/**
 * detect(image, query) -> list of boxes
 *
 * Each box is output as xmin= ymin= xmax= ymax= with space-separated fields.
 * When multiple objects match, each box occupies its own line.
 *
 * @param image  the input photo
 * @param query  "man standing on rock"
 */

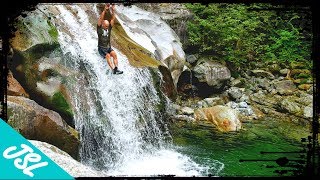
xmin=97 ymin=3 xmax=123 ymax=75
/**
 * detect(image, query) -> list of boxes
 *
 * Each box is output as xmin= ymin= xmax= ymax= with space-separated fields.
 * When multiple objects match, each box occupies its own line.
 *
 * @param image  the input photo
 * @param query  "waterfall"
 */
xmin=41 ymin=4 xmax=223 ymax=176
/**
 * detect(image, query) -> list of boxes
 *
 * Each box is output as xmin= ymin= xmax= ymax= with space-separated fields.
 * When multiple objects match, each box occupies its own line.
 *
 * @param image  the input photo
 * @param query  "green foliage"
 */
xmin=185 ymin=3 xmax=312 ymax=69
xmin=47 ymin=20 xmax=58 ymax=41
xmin=300 ymin=79 xmax=308 ymax=84
xmin=263 ymin=28 xmax=310 ymax=65
xmin=231 ymin=71 xmax=240 ymax=78
xmin=296 ymin=73 xmax=310 ymax=79
xmin=51 ymin=92 xmax=73 ymax=118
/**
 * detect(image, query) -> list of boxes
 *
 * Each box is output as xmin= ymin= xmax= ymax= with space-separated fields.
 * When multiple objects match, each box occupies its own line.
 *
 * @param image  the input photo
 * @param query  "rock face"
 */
xmin=116 ymin=5 xmax=186 ymax=89
xmin=9 ymin=54 xmax=76 ymax=127
xmin=30 ymin=140 xmax=101 ymax=177
xmin=194 ymin=105 xmax=241 ymax=132
xmin=7 ymin=96 xmax=80 ymax=159
xmin=8 ymin=7 xmax=75 ymax=127
xmin=7 ymin=70 xmax=29 ymax=97
xmin=157 ymin=66 xmax=178 ymax=99
xmin=9 ymin=7 xmax=58 ymax=52
xmin=193 ymin=60 xmax=231 ymax=90
xmin=136 ymin=3 xmax=193 ymax=46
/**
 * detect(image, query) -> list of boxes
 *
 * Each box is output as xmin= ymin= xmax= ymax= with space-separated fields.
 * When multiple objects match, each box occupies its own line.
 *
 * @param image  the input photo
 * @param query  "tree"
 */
xmin=185 ymin=3 xmax=312 ymax=69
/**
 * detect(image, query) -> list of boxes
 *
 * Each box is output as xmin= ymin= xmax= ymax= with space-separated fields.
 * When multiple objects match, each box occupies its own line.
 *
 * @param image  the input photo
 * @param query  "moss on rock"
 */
xmin=51 ymin=92 xmax=74 ymax=120
xmin=47 ymin=20 xmax=59 ymax=41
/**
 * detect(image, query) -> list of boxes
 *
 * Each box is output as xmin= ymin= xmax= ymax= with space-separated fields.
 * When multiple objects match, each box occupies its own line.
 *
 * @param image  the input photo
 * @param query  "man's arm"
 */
xmin=98 ymin=4 xmax=110 ymax=27
xmin=110 ymin=4 xmax=116 ymax=27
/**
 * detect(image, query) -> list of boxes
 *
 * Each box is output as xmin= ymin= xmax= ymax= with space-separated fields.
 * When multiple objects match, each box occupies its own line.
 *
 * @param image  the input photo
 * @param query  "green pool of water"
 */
xmin=169 ymin=117 xmax=310 ymax=177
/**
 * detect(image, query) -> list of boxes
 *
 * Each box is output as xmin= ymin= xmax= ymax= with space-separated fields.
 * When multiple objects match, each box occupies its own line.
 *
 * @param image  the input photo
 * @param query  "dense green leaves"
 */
xmin=185 ymin=3 xmax=312 ymax=69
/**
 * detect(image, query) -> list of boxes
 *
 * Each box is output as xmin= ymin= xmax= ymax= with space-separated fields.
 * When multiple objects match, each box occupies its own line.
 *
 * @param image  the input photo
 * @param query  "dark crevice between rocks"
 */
xmin=157 ymin=65 xmax=177 ymax=100
xmin=177 ymin=69 xmax=230 ymax=99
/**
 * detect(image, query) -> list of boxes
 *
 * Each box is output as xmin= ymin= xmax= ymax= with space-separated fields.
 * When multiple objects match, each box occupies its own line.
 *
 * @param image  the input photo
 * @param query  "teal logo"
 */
xmin=0 ymin=118 xmax=74 ymax=179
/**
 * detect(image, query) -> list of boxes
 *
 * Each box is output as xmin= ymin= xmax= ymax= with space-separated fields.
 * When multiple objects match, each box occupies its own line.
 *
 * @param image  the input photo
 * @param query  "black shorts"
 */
xmin=98 ymin=46 xmax=114 ymax=57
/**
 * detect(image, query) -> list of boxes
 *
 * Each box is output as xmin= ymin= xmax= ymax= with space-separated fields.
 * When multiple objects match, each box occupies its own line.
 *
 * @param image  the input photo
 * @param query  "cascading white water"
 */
xmin=42 ymin=4 xmax=223 ymax=176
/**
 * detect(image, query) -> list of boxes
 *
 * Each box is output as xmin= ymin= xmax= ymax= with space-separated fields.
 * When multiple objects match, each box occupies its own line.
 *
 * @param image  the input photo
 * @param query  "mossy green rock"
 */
xmin=8 ymin=7 xmax=76 ymax=126
xmin=277 ymin=98 xmax=302 ymax=116
xmin=51 ymin=92 xmax=73 ymax=120
xmin=10 ymin=9 xmax=59 ymax=52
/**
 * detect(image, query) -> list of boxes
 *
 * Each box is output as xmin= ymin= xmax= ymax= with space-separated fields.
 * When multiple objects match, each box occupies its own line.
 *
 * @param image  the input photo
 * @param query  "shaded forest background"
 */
xmin=184 ymin=3 xmax=312 ymax=75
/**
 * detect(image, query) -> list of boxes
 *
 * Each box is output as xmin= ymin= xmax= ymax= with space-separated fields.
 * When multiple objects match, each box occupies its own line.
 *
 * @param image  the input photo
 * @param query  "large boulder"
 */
xmin=9 ymin=53 xmax=76 ymax=127
xmin=116 ymin=5 xmax=186 ymax=89
xmin=163 ymin=55 xmax=185 ymax=88
xmin=136 ymin=3 xmax=193 ymax=46
xmin=194 ymin=105 xmax=241 ymax=132
xmin=30 ymin=140 xmax=101 ymax=177
xmin=8 ymin=7 xmax=76 ymax=127
xmin=193 ymin=60 xmax=231 ymax=90
xmin=277 ymin=98 xmax=302 ymax=116
xmin=9 ymin=7 xmax=58 ymax=52
xmin=273 ymin=80 xmax=297 ymax=95
xmin=7 ymin=96 xmax=80 ymax=159
xmin=7 ymin=70 xmax=29 ymax=97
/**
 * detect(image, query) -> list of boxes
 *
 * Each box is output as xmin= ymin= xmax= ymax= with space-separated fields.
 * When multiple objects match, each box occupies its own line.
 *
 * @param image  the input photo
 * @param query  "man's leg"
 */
xmin=110 ymin=50 xmax=118 ymax=67
xmin=105 ymin=53 xmax=115 ymax=70
xmin=110 ymin=50 xmax=123 ymax=74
